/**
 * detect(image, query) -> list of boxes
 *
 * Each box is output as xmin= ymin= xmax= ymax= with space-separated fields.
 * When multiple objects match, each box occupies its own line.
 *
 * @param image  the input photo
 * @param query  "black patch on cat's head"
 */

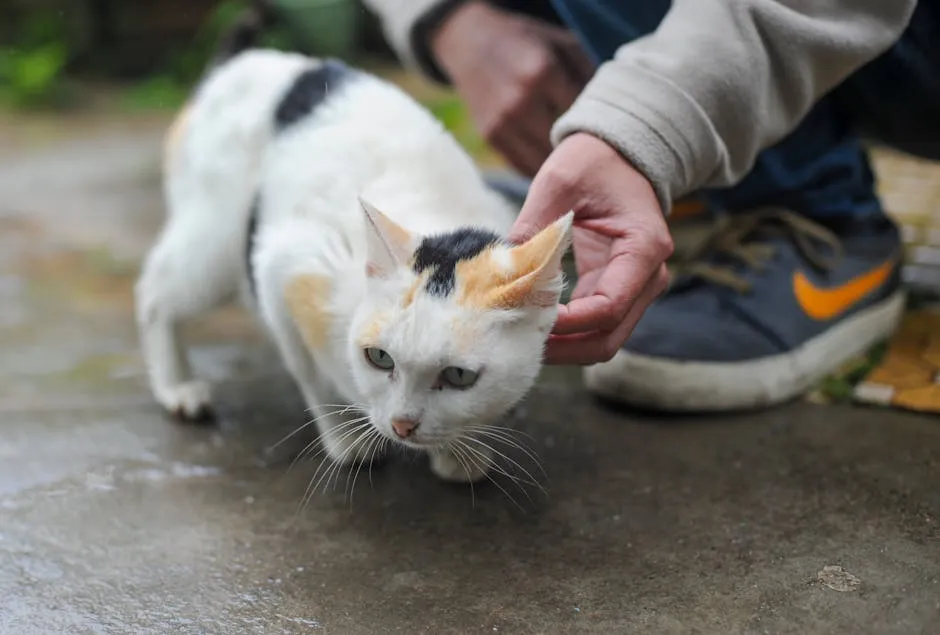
xmin=274 ymin=59 xmax=352 ymax=132
xmin=413 ymin=228 xmax=504 ymax=297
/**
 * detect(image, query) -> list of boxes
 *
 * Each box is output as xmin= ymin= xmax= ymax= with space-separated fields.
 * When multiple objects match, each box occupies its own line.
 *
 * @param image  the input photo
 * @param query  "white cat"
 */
xmin=135 ymin=45 xmax=572 ymax=483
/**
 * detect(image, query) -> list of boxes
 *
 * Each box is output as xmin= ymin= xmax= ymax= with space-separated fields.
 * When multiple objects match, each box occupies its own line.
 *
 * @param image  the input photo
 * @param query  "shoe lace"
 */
xmin=679 ymin=208 xmax=844 ymax=293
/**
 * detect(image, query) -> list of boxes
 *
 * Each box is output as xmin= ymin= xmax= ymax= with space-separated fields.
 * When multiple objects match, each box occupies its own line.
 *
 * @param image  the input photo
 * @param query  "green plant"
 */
xmin=0 ymin=11 xmax=71 ymax=108
xmin=119 ymin=75 xmax=189 ymax=112
xmin=119 ymin=0 xmax=298 ymax=112
xmin=817 ymin=340 xmax=888 ymax=402
xmin=427 ymin=95 xmax=486 ymax=156
xmin=0 ymin=42 xmax=68 ymax=106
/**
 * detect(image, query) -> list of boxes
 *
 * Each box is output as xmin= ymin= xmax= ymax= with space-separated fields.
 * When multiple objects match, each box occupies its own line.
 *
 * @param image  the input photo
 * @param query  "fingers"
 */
xmin=531 ymin=23 xmax=595 ymax=84
xmin=541 ymin=58 xmax=585 ymax=116
xmin=544 ymin=263 xmax=670 ymax=365
xmin=552 ymin=249 xmax=651 ymax=335
xmin=509 ymin=157 xmax=575 ymax=243
xmin=549 ymin=32 xmax=596 ymax=85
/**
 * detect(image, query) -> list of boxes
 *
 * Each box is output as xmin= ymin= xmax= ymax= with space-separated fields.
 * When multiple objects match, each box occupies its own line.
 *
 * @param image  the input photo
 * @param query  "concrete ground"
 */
xmin=1 ymin=114 xmax=938 ymax=635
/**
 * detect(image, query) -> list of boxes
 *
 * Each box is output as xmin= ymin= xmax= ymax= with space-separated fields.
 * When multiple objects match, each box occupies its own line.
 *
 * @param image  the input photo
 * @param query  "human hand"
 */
xmin=509 ymin=133 xmax=674 ymax=365
xmin=430 ymin=1 xmax=594 ymax=177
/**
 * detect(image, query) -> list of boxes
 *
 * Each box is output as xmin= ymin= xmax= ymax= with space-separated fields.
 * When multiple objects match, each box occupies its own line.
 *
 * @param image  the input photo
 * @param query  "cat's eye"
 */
xmin=364 ymin=347 xmax=395 ymax=371
xmin=440 ymin=366 xmax=479 ymax=389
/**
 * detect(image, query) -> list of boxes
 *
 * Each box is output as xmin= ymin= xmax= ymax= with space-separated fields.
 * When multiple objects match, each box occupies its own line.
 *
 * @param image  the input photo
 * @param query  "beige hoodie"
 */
xmin=362 ymin=0 xmax=917 ymax=212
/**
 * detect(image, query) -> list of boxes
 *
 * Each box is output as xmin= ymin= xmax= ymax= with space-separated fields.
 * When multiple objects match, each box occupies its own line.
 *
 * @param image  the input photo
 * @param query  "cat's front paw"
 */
xmin=430 ymin=448 xmax=491 ymax=484
xmin=156 ymin=381 xmax=214 ymax=422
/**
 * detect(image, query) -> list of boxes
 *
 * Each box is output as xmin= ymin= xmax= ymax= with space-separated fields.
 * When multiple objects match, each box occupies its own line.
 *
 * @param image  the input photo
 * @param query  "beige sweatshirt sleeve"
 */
xmin=364 ymin=0 xmax=917 ymax=212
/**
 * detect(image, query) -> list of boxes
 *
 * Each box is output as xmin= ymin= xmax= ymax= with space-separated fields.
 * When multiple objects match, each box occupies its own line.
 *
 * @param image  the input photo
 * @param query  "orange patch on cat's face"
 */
xmin=454 ymin=223 xmax=562 ymax=310
xmin=285 ymin=274 xmax=333 ymax=350
xmin=357 ymin=311 xmax=389 ymax=348
xmin=401 ymin=271 xmax=427 ymax=308
xmin=451 ymin=316 xmax=481 ymax=354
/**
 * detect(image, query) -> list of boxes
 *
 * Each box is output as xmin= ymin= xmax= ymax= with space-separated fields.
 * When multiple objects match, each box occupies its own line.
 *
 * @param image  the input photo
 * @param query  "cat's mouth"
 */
xmin=388 ymin=434 xmax=439 ymax=449
xmin=382 ymin=427 xmax=449 ymax=450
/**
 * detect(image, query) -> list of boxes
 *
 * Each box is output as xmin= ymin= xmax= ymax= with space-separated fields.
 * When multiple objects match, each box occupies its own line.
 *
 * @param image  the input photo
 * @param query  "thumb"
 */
xmin=508 ymin=167 xmax=574 ymax=244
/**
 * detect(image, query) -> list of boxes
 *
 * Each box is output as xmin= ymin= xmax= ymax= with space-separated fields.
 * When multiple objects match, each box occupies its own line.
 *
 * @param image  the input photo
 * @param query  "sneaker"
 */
xmin=584 ymin=209 xmax=906 ymax=412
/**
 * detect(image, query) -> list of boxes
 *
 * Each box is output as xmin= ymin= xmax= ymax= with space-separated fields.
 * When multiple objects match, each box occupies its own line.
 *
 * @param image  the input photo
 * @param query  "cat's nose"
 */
xmin=391 ymin=417 xmax=419 ymax=439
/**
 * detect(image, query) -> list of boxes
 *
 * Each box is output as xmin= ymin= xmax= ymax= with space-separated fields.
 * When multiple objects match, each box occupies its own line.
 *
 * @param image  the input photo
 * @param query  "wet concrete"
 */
xmin=1 ymin=114 xmax=939 ymax=635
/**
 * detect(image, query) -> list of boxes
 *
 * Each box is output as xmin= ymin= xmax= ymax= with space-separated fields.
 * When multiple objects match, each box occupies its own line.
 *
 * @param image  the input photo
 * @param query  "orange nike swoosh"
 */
xmin=793 ymin=257 xmax=896 ymax=321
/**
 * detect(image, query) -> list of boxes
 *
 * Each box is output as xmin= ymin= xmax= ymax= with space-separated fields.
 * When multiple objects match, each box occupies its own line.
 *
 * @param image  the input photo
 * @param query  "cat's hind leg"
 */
xmin=135 ymin=210 xmax=241 ymax=421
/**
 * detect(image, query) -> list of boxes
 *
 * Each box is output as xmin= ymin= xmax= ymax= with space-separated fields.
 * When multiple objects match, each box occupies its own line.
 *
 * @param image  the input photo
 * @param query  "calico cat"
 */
xmin=135 ymin=33 xmax=572 ymax=483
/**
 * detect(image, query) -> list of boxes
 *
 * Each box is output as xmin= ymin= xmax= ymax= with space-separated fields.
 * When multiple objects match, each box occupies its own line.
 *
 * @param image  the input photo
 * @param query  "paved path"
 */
xmin=0 ymin=116 xmax=938 ymax=634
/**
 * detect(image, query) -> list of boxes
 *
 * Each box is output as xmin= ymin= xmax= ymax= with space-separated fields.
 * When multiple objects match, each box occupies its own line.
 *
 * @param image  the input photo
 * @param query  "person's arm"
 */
xmin=365 ymin=0 xmax=915 ymax=211
xmin=552 ymin=0 xmax=917 ymax=212
xmin=360 ymin=0 xmax=466 ymax=83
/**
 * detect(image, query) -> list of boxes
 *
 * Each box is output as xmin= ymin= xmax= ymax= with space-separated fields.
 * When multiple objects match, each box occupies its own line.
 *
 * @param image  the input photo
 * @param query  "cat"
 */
xmin=134 ymin=24 xmax=572 ymax=484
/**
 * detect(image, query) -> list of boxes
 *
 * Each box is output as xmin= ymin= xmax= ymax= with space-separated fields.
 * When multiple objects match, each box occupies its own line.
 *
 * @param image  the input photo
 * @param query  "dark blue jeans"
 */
xmin=545 ymin=0 xmax=940 ymax=220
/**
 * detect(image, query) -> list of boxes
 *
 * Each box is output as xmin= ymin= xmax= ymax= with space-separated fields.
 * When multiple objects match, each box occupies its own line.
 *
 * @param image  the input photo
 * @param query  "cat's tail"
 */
xmin=163 ymin=1 xmax=273 ymax=172
xmin=210 ymin=0 xmax=274 ymax=66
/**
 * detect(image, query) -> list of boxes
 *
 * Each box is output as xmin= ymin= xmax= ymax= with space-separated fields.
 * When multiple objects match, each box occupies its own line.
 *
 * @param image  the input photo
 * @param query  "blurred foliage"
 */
xmin=0 ymin=0 xmax=488 ymax=163
xmin=0 ymin=12 xmax=71 ymax=107
xmin=121 ymin=0 xmax=287 ymax=111
xmin=817 ymin=340 xmax=888 ymax=403
xmin=0 ymin=43 xmax=68 ymax=107
xmin=426 ymin=95 xmax=487 ymax=157
xmin=118 ymin=75 xmax=189 ymax=112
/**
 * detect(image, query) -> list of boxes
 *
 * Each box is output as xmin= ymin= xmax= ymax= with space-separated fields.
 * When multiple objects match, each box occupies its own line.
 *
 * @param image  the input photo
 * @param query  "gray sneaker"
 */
xmin=585 ymin=209 xmax=906 ymax=412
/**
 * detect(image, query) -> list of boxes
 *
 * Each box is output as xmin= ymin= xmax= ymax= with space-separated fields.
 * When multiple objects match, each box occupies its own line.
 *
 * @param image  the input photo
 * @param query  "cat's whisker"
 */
xmin=345 ymin=428 xmax=375 ymax=499
xmin=448 ymin=444 xmax=476 ymax=509
xmin=299 ymin=420 xmax=374 ymax=511
xmin=318 ymin=421 xmax=376 ymax=496
xmin=463 ymin=427 xmax=547 ymax=487
xmin=287 ymin=416 xmax=371 ymax=475
xmin=470 ymin=423 xmax=538 ymax=444
xmin=368 ymin=436 xmax=389 ymax=489
xmin=458 ymin=441 xmax=536 ymax=506
xmin=462 ymin=436 xmax=546 ymax=495
xmin=465 ymin=425 xmax=547 ymax=480
xmin=271 ymin=407 xmax=353 ymax=454
xmin=332 ymin=426 xmax=377 ymax=495
xmin=454 ymin=439 xmax=525 ymax=512
xmin=268 ymin=410 xmax=341 ymax=451
xmin=347 ymin=429 xmax=382 ymax=506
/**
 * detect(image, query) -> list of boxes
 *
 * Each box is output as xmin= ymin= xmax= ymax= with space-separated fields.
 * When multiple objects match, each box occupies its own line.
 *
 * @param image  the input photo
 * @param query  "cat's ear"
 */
xmin=360 ymin=197 xmax=415 ymax=278
xmin=482 ymin=212 xmax=574 ymax=310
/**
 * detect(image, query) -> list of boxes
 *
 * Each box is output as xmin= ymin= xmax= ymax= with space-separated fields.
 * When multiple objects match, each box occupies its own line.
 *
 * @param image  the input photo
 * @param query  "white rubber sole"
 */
xmin=583 ymin=291 xmax=907 ymax=413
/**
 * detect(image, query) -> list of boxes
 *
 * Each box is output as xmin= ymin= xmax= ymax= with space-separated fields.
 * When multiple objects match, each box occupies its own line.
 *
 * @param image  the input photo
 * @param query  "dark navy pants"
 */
xmin=521 ymin=0 xmax=940 ymax=219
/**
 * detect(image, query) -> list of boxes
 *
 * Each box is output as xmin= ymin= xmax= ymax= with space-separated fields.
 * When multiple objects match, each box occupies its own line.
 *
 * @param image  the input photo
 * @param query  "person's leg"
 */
xmin=491 ymin=0 xmax=563 ymax=25
xmin=551 ymin=0 xmax=884 ymax=221
xmin=833 ymin=0 xmax=940 ymax=163
xmin=550 ymin=0 xmax=926 ymax=412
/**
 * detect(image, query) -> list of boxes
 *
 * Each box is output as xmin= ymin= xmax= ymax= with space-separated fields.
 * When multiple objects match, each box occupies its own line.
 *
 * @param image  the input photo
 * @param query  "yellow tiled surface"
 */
xmin=854 ymin=309 xmax=940 ymax=414
xmin=871 ymin=147 xmax=940 ymax=294
xmin=851 ymin=148 xmax=940 ymax=413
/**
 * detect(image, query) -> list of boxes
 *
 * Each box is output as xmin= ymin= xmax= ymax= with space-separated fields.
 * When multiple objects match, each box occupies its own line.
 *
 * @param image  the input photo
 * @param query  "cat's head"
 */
xmin=348 ymin=198 xmax=573 ymax=450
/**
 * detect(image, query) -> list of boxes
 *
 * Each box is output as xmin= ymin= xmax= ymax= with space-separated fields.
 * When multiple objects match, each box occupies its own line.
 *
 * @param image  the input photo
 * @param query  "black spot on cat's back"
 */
xmin=413 ymin=228 xmax=504 ymax=297
xmin=274 ymin=59 xmax=352 ymax=132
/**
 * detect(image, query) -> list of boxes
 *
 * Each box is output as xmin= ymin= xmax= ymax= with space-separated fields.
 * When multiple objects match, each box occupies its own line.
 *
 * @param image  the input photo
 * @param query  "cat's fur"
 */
xmin=135 ymin=46 xmax=572 ymax=483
